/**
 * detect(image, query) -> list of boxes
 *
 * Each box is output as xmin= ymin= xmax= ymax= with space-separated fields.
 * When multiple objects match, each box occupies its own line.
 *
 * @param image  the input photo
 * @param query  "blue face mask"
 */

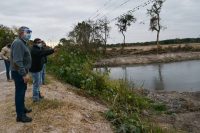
xmin=22 ymin=33 xmax=31 ymax=41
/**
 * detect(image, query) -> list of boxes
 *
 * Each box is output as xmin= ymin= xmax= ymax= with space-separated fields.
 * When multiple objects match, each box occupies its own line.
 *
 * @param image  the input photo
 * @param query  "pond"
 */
xmin=97 ymin=60 xmax=200 ymax=92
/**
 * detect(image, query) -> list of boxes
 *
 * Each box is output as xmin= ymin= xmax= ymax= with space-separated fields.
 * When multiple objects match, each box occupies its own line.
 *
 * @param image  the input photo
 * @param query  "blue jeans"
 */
xmin=12 ymin=71 xmax=27 ymax=117
xmin=31 ymin=72 xmax=41 ymax=100
xmin=40 ymin=64 xmax=46 ymax=84
xmin=4 ymin=60 xmax=11 ymax=80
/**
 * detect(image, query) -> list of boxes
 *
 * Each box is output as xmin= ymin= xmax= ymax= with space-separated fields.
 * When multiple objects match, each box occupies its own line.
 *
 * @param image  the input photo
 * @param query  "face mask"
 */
xmin=22 ymin=33 xmax=31 ymax=41
xmin=37 ymin=43 xmax=43 ymax=48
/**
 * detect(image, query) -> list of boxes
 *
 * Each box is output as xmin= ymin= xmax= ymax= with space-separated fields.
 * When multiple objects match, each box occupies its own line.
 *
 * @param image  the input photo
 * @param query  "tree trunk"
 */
xmin=156 ymin=30 xmax=160 ymax=54
xmin=104 ymin=42 xmax=107 ymax=55
xmin=157 ymin=13 xmax=160 ymax=54
xmin=121 ymin=31 xmax=125 ymax=53
xmin=103 ymin=32 xmax=107 ymax=55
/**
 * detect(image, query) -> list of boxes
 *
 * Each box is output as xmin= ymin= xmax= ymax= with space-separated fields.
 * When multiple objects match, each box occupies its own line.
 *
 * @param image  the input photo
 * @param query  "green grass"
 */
xmin=152 ymin=103 xmax=167 ymax=112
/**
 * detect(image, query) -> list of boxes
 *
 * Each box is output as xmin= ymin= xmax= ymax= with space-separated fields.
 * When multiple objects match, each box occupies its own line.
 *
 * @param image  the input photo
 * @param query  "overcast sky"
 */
xmin=0 ymin=0 xmax=200 ymax=46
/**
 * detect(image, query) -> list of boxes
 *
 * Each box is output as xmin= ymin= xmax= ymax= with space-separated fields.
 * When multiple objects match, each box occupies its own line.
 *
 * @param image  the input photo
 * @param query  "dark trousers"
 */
xmin=4 ymin=60 xmax=11 ymax=80
xmin=11 ymin=71 xmax=27 ymax=117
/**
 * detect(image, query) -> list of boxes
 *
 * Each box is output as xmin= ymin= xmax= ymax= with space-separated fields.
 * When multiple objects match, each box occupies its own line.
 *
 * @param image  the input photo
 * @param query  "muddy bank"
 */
xmin=139 ymin=90 xmax=200 ymax=133
xmin=95 ymin=52 xmax=200 ymax=67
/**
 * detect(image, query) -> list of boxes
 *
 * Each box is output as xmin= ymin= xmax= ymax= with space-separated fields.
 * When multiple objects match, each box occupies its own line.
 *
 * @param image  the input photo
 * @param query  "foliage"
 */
xmin=69 ymin=21 xmax=92 ymax=49
xmin=147 ymin=0 xmax=165 ymax=47
xmin=0 ymin=25 xmax=16 ymax=50
xmin=67 ymin=19 xmax=110 ymax=53
xmin=116 ymin=14 xmax=136 ymax=51
xmin=47 ymin=45 xmax=169 ymax=133
xmin=49 ymin=45 xmax=90 ymax=88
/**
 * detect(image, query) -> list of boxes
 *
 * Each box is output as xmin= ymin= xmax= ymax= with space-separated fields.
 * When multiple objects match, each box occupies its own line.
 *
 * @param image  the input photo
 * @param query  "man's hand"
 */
xmin=23 ymin=74 xmax=30 ymax=84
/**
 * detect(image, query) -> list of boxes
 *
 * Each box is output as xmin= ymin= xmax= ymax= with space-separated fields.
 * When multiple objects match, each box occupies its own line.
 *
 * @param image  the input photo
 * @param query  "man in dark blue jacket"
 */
xmin=11 ymin=26 xmax=32 ymax=123
xmin=29 ymin=38 xmax=54 ymax=102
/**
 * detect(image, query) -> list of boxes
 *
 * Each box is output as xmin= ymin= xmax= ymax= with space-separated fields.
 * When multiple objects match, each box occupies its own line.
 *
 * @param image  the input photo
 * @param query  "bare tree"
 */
xmin=116 ymin=14 xmax=136 ymax=52
xmin=97 ymin=18 xmax=111 ymax=54
xmin=147 ymin=0 xmax=165 ymax=52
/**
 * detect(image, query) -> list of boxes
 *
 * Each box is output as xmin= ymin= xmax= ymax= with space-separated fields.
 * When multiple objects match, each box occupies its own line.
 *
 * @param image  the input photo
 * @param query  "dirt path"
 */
xmin=0 ymin=74 xmax=113 ymax=133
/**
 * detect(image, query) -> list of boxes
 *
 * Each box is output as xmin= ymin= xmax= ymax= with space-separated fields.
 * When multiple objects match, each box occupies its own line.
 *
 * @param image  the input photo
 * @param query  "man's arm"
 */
xmin=31 ymin=48 xmax=54 ymax=57
xmin=1 ymin=47 xmax=8 ymax=60
xmin=40 ymin=48 xmax=54 ymax=57
xmin=12 ymin=43 xmax=26 ymax=76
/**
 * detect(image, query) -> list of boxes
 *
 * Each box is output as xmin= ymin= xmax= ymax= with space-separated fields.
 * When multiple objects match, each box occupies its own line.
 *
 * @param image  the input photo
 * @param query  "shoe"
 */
xmin=16 ymin=115 xmax=32 ymax=123
xmin=39 ymin=92 xmax=44 ymax=99
xmin=33 ymin=99 xmax=40 ymax=102
xmin=7 ymin=79 xmax=12 ymax=82
xmin=32 ymin=95 xmax=40 ymax=102
xmin=24 ymin=108 xmax=32 ymax=113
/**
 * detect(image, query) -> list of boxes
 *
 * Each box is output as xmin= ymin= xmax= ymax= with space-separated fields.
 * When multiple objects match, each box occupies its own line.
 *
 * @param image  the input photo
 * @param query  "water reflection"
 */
xmin=154 ymin=64 xmax=165 ymax=90
xmin=97 ymin=60 xmax=200 ymax=92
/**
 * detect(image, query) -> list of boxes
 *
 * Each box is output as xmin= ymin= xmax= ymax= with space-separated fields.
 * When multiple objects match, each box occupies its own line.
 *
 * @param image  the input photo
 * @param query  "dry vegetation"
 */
xmin=105 ymin=44 xmax=200 ymax=57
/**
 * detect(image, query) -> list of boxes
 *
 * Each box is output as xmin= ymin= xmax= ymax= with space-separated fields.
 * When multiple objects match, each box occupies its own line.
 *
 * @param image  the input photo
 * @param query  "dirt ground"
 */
xmin=107 ymin=43 xmax=200 ymax=51
xmin=142 ymin=90 xmax=200 ymax=133
xmin=0 ymin=74 xmax=113 ymax=133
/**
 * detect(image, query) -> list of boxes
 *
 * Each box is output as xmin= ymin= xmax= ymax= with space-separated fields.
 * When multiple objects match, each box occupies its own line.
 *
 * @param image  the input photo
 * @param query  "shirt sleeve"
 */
xmin=1 ymin=47 xmax=8 ymax=60
xmin=12 ymin=42 xmax=26 ymax=76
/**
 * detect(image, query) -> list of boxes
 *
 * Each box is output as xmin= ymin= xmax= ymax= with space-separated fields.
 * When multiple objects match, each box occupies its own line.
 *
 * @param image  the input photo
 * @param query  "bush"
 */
xmin=0 ymin=25 xmax=16 ymax=50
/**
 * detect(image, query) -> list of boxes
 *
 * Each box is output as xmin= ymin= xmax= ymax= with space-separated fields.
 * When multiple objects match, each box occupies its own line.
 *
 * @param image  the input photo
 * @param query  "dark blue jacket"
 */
xmin=11 ymin=38 xmax=32 ymax=76
xmin=29 ymin=44 xmax=54 ymax=72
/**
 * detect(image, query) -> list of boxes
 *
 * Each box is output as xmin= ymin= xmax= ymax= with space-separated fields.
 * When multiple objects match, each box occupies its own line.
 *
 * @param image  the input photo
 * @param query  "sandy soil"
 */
xmin=0 ymin=74 xmax=113 ymax=133
xmin=95 ymin=52 xmax=200 ymax=67
xmin=107 ymin=43 xmax=200 ymax=51
xmin=139 ymin=90 xmax=200 ymax=133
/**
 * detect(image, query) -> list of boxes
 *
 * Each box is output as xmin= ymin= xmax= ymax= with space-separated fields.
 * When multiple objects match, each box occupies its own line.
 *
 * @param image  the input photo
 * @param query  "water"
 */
xmin=97 ymin=60 xmax=200 ymax=92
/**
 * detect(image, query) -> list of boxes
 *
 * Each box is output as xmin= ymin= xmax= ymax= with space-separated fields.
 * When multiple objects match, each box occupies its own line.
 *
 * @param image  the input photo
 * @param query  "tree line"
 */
xmin=108 ymin=38 xmax=200 ymax=48
xmin=59 ymin=0 xmax=166 ymax=54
